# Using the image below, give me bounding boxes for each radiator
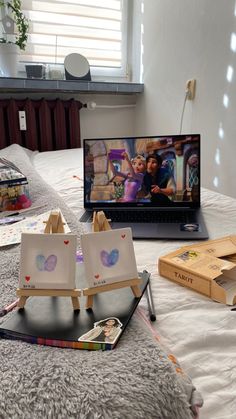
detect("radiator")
[0,98,83,151]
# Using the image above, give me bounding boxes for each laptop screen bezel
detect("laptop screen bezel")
[82,134,201,210]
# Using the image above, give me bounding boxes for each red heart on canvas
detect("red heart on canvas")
[94,274,100,279]
[64,240,69,245]
[121,234,126,239]
[25,276,30,282]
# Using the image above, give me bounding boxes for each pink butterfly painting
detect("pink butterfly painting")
[36,254,57,272]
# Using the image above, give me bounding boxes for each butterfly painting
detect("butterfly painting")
[36,254,57,272]
[81,227,138,288]
[19,233,77,289]
[100,249,119,267]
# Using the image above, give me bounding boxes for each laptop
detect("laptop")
[79,134,208,240]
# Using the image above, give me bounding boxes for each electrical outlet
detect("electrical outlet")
[18,111,27,130]
[186,79,196,100]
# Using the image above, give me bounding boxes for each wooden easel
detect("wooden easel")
[43,210,65,233]
[17,210,81,310]
[83,210,142,309]
[92,210,112,232]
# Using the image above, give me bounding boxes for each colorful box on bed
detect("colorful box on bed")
[158,236,236,305]
[0,158,31,211]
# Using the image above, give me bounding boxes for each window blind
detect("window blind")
[21,0,127,76]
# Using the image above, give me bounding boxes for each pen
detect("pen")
[0,216,25,225]
[143,270,157,322]
[3,204,47,218]
[6,212,20,217]
[0,298,19,317]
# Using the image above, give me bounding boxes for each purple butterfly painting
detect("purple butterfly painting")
[100,249,119,267]
[19,233,77,290]
[36,254,57,272]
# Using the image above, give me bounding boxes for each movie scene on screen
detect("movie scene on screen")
[84,135,200,205]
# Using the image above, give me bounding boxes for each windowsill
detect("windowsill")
[0,77,144,95]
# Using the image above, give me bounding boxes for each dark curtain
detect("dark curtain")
[0,98,83,151]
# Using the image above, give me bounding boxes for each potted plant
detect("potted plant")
[0,0,29,77]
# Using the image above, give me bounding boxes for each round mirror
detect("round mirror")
[64,53,91,80]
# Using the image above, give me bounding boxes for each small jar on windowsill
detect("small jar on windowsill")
[48,65,64,80]
[25,64,46,79]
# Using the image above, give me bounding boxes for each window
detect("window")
[21,0,129,79]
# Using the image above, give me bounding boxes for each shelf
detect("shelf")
[0,78,144,95]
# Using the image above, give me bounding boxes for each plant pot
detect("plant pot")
[0,43,19,77]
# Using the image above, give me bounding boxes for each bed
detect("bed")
[1,144,236,419]
[32,147,236,419]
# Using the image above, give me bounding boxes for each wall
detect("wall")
[134,0,236,198]
[78,94,136,140]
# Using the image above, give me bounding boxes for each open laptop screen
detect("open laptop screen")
[83,134,200,209]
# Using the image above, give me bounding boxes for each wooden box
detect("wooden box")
[158,236,236,305]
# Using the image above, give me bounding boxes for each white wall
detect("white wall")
[78,94,136,140]
[135,0,236,198]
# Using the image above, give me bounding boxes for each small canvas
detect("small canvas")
[81,227,138,288]
[19,233,77,290]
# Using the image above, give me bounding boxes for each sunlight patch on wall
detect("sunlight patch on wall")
[223,94,229,108]
[213,176,219,188]
[215,148,221,165]
[226,65,234,82]
[230,33,236,52]
[218,123,224,139]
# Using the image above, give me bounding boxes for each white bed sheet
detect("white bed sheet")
[33,148,236,419]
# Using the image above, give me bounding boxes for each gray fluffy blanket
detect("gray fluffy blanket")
[0,144,195,419]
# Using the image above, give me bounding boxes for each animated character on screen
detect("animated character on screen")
[143,153,176,204]
[78,317,123,344]
[109,152,146,202]
[84,144,94,202]
[187,153,199,202]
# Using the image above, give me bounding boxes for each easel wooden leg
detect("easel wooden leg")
[17,296,28,309]
[86,295,94,309]
[71,296,80,310]
[131,285,142,298]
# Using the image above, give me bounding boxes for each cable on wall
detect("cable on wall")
[179,90,189,134]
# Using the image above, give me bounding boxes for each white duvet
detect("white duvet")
[33,147,236,419]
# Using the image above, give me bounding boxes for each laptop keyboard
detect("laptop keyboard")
[80,210,196,224]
